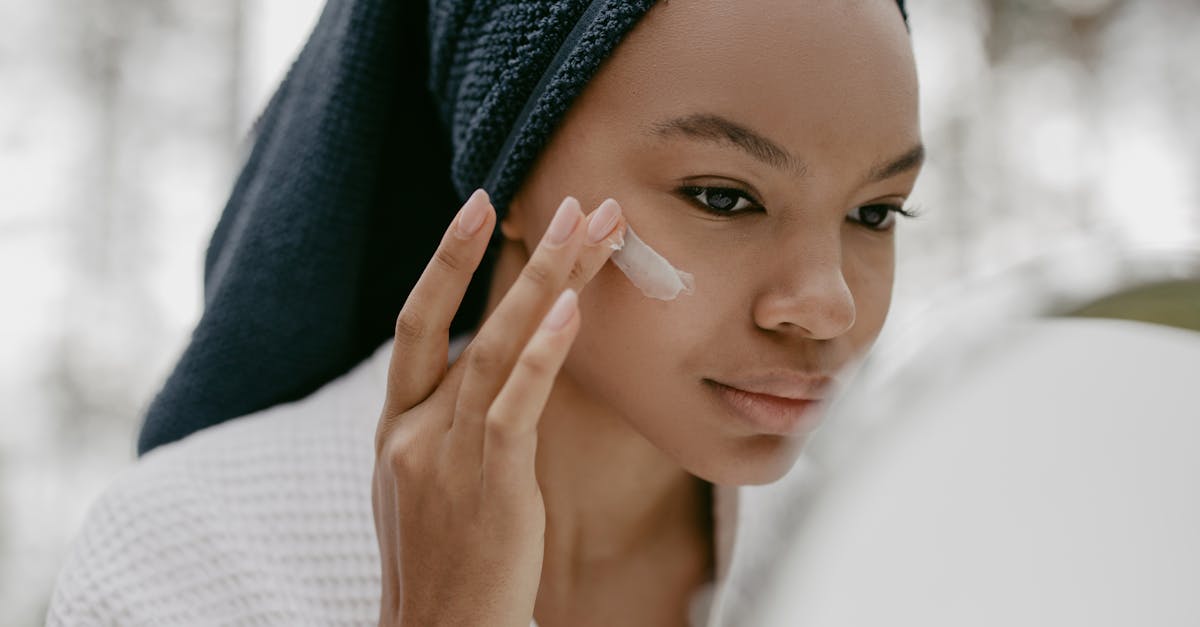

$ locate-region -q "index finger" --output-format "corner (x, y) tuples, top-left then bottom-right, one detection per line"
(447, 197), (625, 437)
(382, 188), (494, 419)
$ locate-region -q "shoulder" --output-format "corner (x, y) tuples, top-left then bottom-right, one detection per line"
(46, 339), (404, 625)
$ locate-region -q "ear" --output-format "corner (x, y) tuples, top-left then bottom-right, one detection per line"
(499, 214), (522, 241)
(498, 198), (526, 241)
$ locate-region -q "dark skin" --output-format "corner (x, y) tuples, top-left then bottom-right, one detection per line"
(373, 0), (922, 625)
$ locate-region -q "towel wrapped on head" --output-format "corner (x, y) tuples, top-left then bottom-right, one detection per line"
(137, 0), (909, 456)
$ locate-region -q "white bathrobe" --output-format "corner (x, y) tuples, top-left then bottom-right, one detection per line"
(45, 333), (747, 626)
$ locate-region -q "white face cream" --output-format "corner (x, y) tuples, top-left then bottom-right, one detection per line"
(606, 222), (695, 301)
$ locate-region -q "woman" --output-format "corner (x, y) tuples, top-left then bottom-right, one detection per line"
(47, 0), (921, 625)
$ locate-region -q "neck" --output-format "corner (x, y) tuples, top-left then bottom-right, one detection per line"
(535, 373), (713, 580)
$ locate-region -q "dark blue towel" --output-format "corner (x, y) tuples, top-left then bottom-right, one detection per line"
(137, 0), (908, 456)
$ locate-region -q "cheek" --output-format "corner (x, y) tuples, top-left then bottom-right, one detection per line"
(571, 196), (741, 361)
(563, 242), (718, 406)
(561, 270), (687, 455)
(568, 254), (705, 380)
(564, 271), (785, 483)
(843, 235), (896, 342)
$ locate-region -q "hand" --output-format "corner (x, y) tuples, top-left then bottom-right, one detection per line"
(372, 189), (627, 627)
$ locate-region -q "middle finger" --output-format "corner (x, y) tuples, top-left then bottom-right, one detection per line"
(450, 195), (588, 434)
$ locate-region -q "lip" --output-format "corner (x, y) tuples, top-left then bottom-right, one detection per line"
(704, 379), (824, 436)
(716, 371), (835, 400)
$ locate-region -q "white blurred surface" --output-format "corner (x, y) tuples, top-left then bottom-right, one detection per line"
(0, 1), (320, 623)
(749, 318), (1200, 626)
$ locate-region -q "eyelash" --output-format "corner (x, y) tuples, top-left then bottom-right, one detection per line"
(677, 184), (920, 232)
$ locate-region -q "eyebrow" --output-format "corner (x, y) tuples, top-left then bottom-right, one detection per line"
(647, 112), (925, 185)
(865, 143), (925, 185)
(648, 113), (806, 176)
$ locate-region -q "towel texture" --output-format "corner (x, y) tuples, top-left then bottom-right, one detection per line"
(137, 0), (909, 456)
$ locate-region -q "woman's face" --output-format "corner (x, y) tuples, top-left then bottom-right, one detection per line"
(500, 0), (922, 485)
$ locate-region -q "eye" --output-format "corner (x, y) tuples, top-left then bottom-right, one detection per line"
(847, 203), (916, 232)
(678, 185), (762, 216)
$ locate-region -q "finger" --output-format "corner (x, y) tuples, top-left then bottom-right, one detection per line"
(482, 288), (579, 489)
(479, 198), (626, 304)
(450, 195), (586, 444)
(381, 188), (494, 423)
(566, 197), (626, 295)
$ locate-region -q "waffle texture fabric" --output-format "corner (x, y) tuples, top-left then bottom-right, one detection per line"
(47, 333), (742, 626)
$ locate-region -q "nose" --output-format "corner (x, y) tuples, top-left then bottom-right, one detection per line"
(752, 240), (856, 340)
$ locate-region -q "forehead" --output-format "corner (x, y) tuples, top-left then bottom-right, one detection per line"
(578, 0), (919, 172)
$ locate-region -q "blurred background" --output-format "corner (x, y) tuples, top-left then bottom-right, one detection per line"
(1, 0), (1197, 623)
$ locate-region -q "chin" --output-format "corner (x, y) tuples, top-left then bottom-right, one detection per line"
(688, 433), (808, 486)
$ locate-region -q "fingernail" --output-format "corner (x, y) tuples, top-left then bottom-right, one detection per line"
(455, 189), (489, 239)
(545, 197), (581, 247)
(587, 198), (622, 244)
(541, 288), (577, 331)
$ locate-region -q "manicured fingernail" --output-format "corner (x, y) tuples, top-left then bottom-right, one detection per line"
(455, 188), (489, 239)
(545, 197), (581, 247)
(541, 288), (577, 331)
(587, 198), (622, 244)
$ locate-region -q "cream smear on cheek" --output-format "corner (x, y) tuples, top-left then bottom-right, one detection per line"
(606, 222), (695, 301)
